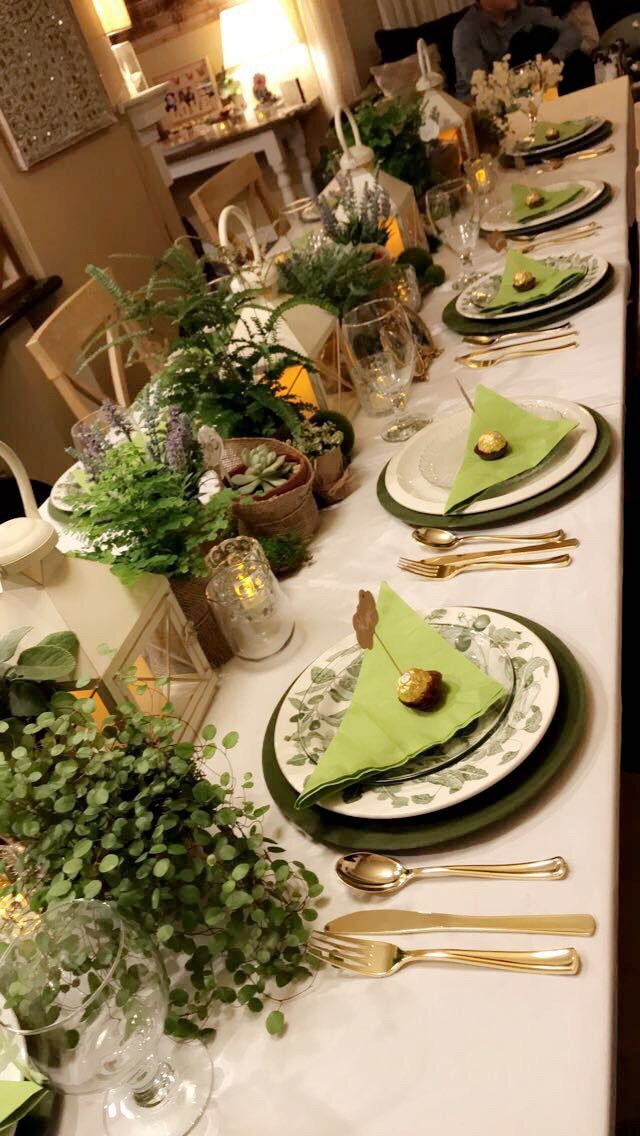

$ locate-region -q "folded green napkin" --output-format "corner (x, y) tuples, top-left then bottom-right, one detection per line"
(510, 182), (584, 223)
(0, 1081), (48, 1131)
(479, 250), (586, 313)
(519, 118), (592, 150)
(445, 384), (577, 513)
(295, 582), (505, 809)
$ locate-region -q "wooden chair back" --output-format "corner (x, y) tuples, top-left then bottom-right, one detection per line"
(190, 153), (282, 245)
(26, 276), (154, 423)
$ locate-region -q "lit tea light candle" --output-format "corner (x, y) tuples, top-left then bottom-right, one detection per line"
(206, 537), (294, 660)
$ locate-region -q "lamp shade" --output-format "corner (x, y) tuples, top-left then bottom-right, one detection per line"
(220, 0), (299, 69)
(92, 0), (132, 36)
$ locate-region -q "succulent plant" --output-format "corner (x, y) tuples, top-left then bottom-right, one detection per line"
(229, 445), (298, 496)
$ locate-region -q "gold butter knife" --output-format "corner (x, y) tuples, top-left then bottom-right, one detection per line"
(325, 910), (596, 936)
(420, 537), (578, 566)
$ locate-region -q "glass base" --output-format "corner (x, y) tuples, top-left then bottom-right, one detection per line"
(451, 269), (483, 294)
(104, 1039), (213, 1136)
(382, 414), (429, 443)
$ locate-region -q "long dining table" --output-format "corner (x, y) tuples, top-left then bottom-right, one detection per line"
(52, 75), (634, 1136)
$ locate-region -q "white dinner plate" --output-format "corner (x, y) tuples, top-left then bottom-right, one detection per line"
(482, 179), (604, 233)
(384, 397), (596, 516)
(50, 461), (85, 514)
(507, 115), (604, 157)
(455, 253), (607, 322)
(274, 606), (559, 820)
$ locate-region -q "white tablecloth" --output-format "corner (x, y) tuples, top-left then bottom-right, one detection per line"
(47, 78), (634, 1136)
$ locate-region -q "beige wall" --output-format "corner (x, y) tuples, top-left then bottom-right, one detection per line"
(138, 21), (224, 83)
(340, 0), (382, 88)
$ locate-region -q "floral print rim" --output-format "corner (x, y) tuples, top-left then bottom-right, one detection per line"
(481, 179), (603, 233)
(273, 607), (559, 821)
(455, 253), (607, 322)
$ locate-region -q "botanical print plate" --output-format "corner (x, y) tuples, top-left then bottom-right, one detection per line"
(50, 461), (84, 513)
(482, 179), (603, 233)
(508, 116), (603, 156)
(274, 606), (559, 821)
(455, 253), (607, 322)
(384, 398), (597, 516)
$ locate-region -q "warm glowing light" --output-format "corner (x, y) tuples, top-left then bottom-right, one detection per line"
(277, 365), (319, 407)
(220, 0), (299, 70)
(92, 0), (132, 36)
(385, 215), (405, 259)
(475, 167), (488, 189)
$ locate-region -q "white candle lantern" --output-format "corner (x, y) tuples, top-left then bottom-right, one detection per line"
(322, 105), (428, 254)
(0, 443), (219, 738)
(205, 537), (294, 661)
(416, 39), (477, 163)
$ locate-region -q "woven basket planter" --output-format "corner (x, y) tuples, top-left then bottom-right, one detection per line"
(222, 438), (319, 541)
(313, 447), (344, 493)
(170, 576), (233, 667)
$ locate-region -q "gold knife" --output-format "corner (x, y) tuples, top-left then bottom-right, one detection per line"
(325, 910), (596, 936)
(422, 538), (578, 566)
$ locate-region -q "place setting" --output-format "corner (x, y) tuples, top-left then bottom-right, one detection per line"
(377, 382), (611, 530)
(481, 178), (612, 241)
(500, 115), (614, 168)
(262, 579), (585, 852)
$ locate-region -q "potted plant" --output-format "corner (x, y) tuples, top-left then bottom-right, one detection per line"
(292, 418), (347, 499)
(275, 238), (385, 321)
(67, 395), (236, 666)
(318, 174), (393, 275)
(222, 439), (319, 540)
(0, 680), (322, 1039)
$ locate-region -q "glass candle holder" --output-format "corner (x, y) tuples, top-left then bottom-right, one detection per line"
(205, 537), (294, 661)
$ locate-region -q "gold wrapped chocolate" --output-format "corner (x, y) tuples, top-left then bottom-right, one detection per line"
(525, 190), (544, 208)
(474, 430), (509, 461)
(513, 269), (537, 293)
(545, 126), (560, 141)
(397, 668), (444, 710)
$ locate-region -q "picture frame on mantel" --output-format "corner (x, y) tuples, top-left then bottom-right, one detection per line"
(154, 57), (222, 133)
(0, 0), (114, 171)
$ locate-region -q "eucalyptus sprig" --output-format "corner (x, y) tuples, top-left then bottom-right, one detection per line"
(0, 694), (322, 1039)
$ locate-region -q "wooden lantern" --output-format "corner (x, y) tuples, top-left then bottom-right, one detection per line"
(0, 443), (219, 738)
(322, 106), (428, 253)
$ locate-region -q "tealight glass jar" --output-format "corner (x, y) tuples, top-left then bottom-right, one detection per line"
(205, 537), (294, 661)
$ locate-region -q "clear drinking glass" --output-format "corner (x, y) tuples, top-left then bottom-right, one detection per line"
(206, 536), (294, 660)
(342, 299), (425, 443)
(393, 265), (422, 313)
(464, 154), (497, 218)
(0, 900), (212, 1136)
(425, 179), (481, 293)
(508, 60), (544, 140)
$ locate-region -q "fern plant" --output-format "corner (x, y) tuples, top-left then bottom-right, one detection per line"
(276, 238), (382, 320)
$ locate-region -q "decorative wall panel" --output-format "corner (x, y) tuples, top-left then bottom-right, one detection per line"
(0, 0), (115, 171)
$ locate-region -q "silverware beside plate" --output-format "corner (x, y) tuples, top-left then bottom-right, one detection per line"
(335, 852), (569, 891)
(412, 526), (565, 550)
(399, 554), (572, 579)
(325, 910), (596, 937)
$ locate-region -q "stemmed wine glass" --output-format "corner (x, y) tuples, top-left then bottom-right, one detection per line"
(509, 60), (544, 141)
(0, 900), (212, 1136)
(343, 299), (425, 443)
(425, 178), (481, 293)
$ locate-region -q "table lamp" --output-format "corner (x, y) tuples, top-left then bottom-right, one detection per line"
(92, 0), (149, 98)
(220, 0), (301, 114)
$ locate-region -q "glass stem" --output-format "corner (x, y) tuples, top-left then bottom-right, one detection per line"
(129, 1060), (176, 1109)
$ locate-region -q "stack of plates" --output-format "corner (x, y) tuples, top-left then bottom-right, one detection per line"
(377, 398), (610, 528)
(263, 606), (585, 850)
(502, 117), (612, 166)
(481, 178), (611, 239)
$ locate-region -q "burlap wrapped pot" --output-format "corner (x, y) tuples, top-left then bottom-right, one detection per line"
(222, 438), (319, 541)
(170, 576), (233, 666)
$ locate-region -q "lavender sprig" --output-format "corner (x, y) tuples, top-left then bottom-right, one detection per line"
(165, 406), (194, 474)
(101, 399), (133, 440)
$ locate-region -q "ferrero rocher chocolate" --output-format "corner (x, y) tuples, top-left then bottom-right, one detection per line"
(513, 269), (537, 293)
(525, 189), (544, 208)
(545, 126), (560, 141)
(397, 668), (443, 710)
(474, 430), (509, 461)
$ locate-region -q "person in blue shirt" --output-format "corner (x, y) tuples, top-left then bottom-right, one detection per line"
(453, 0), (582, 98)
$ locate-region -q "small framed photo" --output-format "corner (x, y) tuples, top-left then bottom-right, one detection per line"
(154, 57), (222, 133)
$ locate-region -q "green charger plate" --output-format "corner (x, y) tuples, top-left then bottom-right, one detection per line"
(443, 262), (615, 335)
(500, 119), (612, 167)
(376, 408), (611, 529)
(481, 182), (612, 240)
(262, 611), (585, 851)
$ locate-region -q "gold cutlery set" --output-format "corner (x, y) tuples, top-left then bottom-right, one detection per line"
(456, 326), (578, 369)
(487, 222), (601, 255)
(398, 528), (577, 579)
(308, 851), (595, 978)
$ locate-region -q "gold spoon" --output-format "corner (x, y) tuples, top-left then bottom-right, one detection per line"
(458, 342), (578, 368)
(542, 142), (614, 170)
(412, 526), (565, 549)
(463, 320), (573, 346)
(336, 852), (568, 892)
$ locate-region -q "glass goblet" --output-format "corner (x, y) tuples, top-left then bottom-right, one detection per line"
(343, 299), (426, 443)
(464, 154), (498, 218)
(509, 60), (544, 141)
(0, 900), (212, 1136)
(425, 178), (481, 293)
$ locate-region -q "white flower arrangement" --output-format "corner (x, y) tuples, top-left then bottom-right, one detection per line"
(471, 54), (564, 139)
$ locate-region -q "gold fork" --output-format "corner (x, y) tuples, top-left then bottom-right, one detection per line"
(398, 554), (572, 579)
(511, 227), (601, 255)
(457, 343), (577, 369)
(457, 330), (577, 358)
(308, 931), (580, 977)
(510, 222), (600, 246)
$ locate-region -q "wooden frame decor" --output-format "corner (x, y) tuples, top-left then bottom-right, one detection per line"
(154, 56), (221, 133)
(0, 0), (114, 171)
